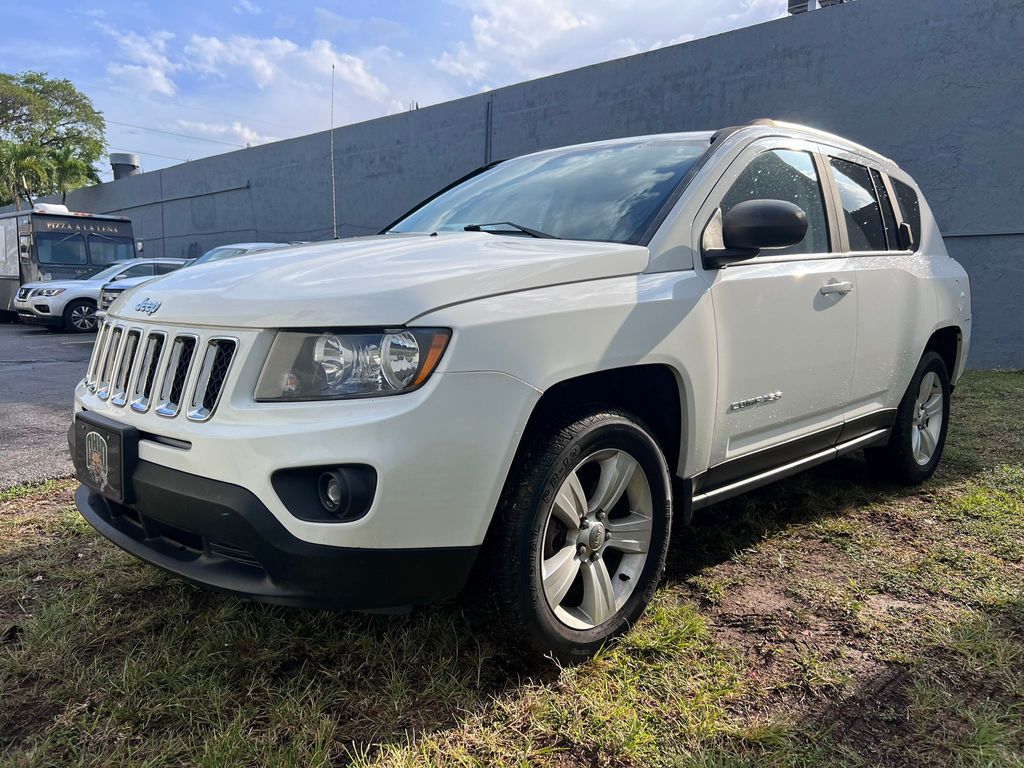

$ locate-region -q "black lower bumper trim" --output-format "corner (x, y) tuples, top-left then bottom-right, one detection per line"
(74, 460), (479, 610)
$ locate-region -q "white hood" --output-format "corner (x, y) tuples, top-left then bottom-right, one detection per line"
(112, 233), (649, 327)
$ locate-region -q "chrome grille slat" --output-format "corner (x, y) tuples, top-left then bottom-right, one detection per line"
(96, 325), (124, 400)
(110, 329), (142, 406)
(156, 335), (198, 418)
(187, 338), (237, 422)
(85, 323), (111, 390)
(130, 332), (167, 413)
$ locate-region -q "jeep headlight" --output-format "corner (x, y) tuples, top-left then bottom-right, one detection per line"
(34, 287), (65, 297)
(255, 328), (451, 401)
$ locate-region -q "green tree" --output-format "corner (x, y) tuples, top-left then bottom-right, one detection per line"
(48, 145), (100, 204)
(0, 71), (105, 207)
(0, 140), (52, 210)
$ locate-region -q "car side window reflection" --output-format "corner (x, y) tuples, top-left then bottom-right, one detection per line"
(720, 149), (831, 256)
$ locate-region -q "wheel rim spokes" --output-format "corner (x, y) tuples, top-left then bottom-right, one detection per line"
(578, 558), (617, 626)
(73, 306), (95, 329)
(604, 511), (653, 555)
(541, 448), (654, 630)
(551, 470), (586, 531)
(542, 544), (581, 607)
(588, 452), (637, 515)
(912, 371), (943, 465)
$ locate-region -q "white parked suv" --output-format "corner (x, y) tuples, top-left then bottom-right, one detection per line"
(70, 121), (970, 662)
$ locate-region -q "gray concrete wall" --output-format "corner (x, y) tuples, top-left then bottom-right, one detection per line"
(11, 0), (1023, 367)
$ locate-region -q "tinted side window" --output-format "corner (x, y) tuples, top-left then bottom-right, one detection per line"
(36, 232), (87, 265)
(892, 179), (921, 250)
(156, 262), (182, 275)
(118, 264), (156, 279)
(720, 149), (830, 255)
(829, 158), (887, 251)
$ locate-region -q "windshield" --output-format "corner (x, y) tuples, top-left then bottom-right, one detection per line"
(190, 246), (254, 266)
(77, 262), (135, 281)
(88, 234), (136, 265)
(388, 140), (708, 244)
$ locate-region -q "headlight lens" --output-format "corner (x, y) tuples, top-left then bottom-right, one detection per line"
(255, 328), (451, 401)
(34, 287), (65, 297)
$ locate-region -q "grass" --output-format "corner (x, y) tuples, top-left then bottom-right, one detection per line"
(2, 370), (1023, 767)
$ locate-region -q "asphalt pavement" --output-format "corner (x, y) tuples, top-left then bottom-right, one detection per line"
(0, 322), (94, 489)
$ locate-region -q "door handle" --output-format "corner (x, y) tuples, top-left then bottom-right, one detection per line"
(820, 280), (854, 296)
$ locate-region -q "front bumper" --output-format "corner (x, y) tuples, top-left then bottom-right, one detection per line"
(73, 458), (479, 610)
(14, 298), (61, 325)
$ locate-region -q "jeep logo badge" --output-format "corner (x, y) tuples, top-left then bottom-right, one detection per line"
(135, 297), (161, 315)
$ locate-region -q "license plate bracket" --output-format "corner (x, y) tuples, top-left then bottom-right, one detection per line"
(74, 412), (138, 504)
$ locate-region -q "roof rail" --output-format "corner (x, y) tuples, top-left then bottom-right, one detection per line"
(713, 118), (893, 164)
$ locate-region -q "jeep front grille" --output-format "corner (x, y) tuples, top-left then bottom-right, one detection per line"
(85, 322), (239, 423)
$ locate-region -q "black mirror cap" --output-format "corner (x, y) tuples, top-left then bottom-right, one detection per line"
(723, 199), (808, 251)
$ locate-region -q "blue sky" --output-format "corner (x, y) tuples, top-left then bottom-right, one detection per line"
(0, 1), (787, 177)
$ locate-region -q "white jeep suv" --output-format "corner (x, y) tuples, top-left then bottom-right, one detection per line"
(70, 121), (970, 662)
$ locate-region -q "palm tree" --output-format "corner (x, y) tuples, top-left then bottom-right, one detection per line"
(4, 143), (51, 209)
(48, 145), (100, 204)
(0, 142), (20, 210)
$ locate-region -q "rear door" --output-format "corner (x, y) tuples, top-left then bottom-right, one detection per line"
(695, 139), (858, 483)
(824, 153), (931, 425)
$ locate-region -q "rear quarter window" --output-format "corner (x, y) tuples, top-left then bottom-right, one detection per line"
(892, 179), (922, 250)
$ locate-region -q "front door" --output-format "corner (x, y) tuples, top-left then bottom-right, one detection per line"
(697, 142), (858, 479)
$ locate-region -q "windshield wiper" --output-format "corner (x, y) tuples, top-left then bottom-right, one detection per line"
(463, 221), (560, 239)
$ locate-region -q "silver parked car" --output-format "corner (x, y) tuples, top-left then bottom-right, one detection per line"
(14, 258), (188, 332)
(98, 243), (290, 314)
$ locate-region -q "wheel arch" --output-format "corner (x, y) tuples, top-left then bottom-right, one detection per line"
(471, 362), (690, 595)
(924, 325), (963, 386)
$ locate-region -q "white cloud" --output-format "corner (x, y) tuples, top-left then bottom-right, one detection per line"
(177, 119), (276, 146)
(233, 0), (261, 14)
(185, 35), (299, 87)
(95, 23), (181, 95)
(433, 0), (785, 86)
(183, 35), (388, 102)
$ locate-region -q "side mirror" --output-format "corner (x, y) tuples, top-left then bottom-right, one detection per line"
(702, 199), (808, 269)
(136, 240), (145, 253)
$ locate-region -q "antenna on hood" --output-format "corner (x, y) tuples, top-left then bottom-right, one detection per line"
(330, 64), (338, 240)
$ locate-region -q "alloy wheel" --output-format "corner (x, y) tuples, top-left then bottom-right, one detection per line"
(71, 304), (97, 331)
(540, 448), (654, 630)
(912, 370), (943, 465)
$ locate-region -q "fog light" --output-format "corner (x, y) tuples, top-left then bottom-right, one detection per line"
(318, 470), (347, 514)
(273, 464), (377, 523)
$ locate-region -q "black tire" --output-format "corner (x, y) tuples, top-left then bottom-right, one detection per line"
(865, 351), (950, 485)
(487, 409), (672, 665)
(62, 299), (98, 333)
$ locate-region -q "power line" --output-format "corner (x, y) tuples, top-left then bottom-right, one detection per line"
(106, 120), (247, 148)
(80, 79), (304, 133)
